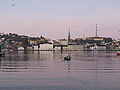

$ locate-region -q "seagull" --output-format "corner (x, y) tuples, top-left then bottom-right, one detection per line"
(11, 3), (16, 7)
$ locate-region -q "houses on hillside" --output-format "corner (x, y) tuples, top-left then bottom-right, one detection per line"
(0, 32), (120, 51)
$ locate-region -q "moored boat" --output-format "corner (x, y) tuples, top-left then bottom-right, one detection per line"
(117, 52), (120, 56)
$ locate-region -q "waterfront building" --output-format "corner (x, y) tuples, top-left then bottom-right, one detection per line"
(39, 42), (53, 51)
(68, 44), (84, 51)
(18, 47), (24, 51)
(106, 44), (117, 50)
(33, 45), (39, 51)
(29, 40), (37, 45)
(53, 39), (68, 51)
(84, 43), (107, 51)
(34, 42), (53, 51)
(53, 45), (68, 51)
(57, 39), (68, 45)
(90, 44), (106, 51)
(26, 45), (34, 51)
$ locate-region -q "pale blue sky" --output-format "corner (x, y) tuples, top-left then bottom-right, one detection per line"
(0, 0), (120, 39)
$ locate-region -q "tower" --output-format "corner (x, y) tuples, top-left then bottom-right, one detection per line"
(95, 24), (98, 37)
(68, 28), (71, 42)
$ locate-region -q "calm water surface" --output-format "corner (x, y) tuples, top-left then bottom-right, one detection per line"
(0, 51), (120, 90)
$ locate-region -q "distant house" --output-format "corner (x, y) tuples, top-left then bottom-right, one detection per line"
(106, 44), (117, 50)
(90, 44), (106, 51)
(18, 47), (24, 50)
(57, 39), (68, 45)
(53, 39), (68, 51)
(26, 45), (34, 51)
(39, 42), (53, 51)
(34, 42), (53, 51)
(34, 45), (39, 51)
(29, 40), (37, 45)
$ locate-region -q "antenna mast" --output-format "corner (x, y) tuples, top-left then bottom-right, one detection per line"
(96, 24), (98, 37)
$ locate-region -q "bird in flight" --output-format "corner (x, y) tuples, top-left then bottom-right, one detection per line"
(11, 3), (16, 7)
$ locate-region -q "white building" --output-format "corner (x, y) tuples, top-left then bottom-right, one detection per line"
(18, 47), (24, 50)
(90, 44), (106, 51)
(34, 45), (39, 51)
(34, 42), (53, 51)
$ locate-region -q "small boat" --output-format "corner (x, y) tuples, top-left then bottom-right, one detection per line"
(64, 56), (71, 61)
(117, 52), (120, 56)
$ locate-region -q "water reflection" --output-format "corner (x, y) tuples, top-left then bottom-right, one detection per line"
(0, 51), (28, 72)
(67, 61), (71, 72)
(0, 51), (117, 72)
(2, 51), (54, 72)
(0, 51), (120, 90)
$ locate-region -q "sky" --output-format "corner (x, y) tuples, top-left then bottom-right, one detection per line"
(0, 0), (120, 39)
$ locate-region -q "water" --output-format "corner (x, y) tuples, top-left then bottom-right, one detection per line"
(0, 51), (120, 90)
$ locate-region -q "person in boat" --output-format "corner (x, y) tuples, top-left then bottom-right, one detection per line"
(64, 55), (71, 60)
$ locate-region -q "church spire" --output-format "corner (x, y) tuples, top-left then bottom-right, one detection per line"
(68, 28), (71, 42)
